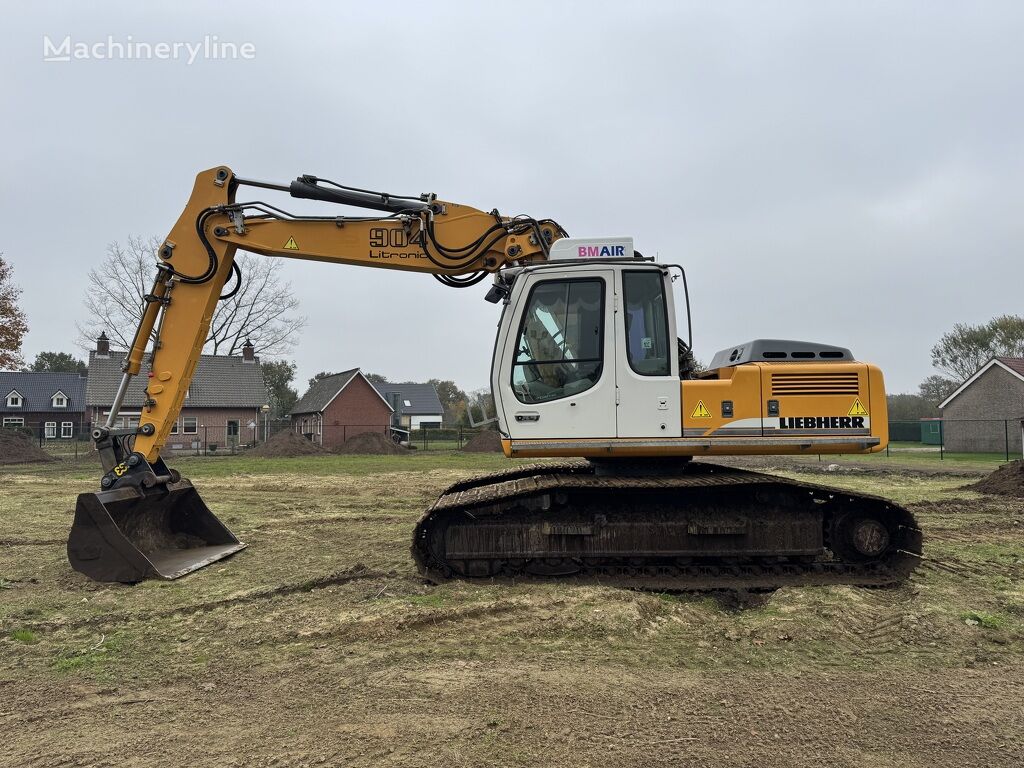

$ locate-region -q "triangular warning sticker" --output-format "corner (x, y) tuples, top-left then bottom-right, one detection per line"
(691, 400), (712, 419)
(848, 398), (868, 417)
(284, 236), (299, 250)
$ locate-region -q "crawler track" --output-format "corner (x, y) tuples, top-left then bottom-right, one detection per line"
(412, 462), (922, 591)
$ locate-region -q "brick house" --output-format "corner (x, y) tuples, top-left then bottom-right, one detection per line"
(86, 334), (269, 451)
(372, 382), (444, 429)
(0, 371), (88, 439)
(939, 357), (1024, 453)
(290, 369), (393, 449)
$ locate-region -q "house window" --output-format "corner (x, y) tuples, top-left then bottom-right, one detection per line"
(45, 422), (57, 439)
(52, 392), (68, 408)
(61, 422), (73, 438)
(182, 416), (198, 434)
(3, 417), (24, 428)
(170, 420), (179, 434)
(227, 420), (240, 440)
(6, 391), (22, 408)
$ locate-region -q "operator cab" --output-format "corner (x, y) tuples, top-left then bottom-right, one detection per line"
(491, 239), (686, 442)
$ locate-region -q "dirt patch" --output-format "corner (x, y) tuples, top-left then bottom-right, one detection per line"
(462, 430), (502, 453)
(4, 453), (1024, 767)
(333, 431), (410, 455)
(715, 454), (988, 478)
(0, 430), (56, 465)
(249, 430), (327, 458)
(964, 460), (1024, 497)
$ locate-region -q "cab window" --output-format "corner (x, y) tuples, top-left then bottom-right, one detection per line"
(623, 271), (670, 376)
(512, 278), (604, 404)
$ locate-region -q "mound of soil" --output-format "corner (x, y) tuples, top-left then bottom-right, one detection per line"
(249, 430), (327, 458)
(334, 431), (410, 456)
(0, 431), (56, 465)
(462, 430), (502, 453)
(964, 460), (1024, 497)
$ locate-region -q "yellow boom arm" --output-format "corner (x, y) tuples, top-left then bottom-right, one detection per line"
(102, 166), (562, 468)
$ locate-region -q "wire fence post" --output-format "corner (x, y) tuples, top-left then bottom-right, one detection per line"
(939, 419), (944, 461)
(1005, 420), (1010, 462)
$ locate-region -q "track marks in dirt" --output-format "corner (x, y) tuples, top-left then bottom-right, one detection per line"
(0, 538), (64, 546)
(17, 565), (388, 632)
(920, 554), (1024, 581)
(827, 588), (931, 654)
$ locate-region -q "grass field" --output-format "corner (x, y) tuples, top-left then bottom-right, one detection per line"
(1, 452), (1023, 767)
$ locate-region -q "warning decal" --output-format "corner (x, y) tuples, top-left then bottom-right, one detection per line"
(691, 400), (712, 419)
(848, 398), (868, 417)
(284, 236), (299, 250)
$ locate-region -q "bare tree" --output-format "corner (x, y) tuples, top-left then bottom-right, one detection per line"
(77, 236), (306, 357)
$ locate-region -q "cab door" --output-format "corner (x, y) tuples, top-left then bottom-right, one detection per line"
(614, 268), (682, 438)
(496, 269), (617, 439)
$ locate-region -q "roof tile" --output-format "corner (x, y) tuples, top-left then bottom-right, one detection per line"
(372, 382), (443, 415)
(86, 351), (268, 408)
(290, 369), (360, 415)
(995, 357), (1024, 376)
(0, 371), (87, 413)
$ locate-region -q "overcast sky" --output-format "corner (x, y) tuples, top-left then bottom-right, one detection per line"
(2, 2), (1022, 394)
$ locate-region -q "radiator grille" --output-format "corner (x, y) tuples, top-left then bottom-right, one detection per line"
(771, 372), (860, 396)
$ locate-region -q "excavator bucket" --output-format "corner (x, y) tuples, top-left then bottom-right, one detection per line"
(67, 478), (246, 583)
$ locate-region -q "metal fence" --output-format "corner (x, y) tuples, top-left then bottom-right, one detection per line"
(887, 418), (1024, 460)
(280, 421), (493, 452)
(13, 417), (1019, 461)
(4, 420), (494, 458)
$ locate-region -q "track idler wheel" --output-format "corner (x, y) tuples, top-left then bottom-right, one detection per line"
(829, 512), (893, 562)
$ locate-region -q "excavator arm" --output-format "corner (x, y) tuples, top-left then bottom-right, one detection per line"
(100, 166), (562, 469)
(69, 166), (563, 582)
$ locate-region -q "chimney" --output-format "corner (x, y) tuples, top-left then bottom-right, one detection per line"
(96, 332), (110, 357)
(242, 338), (255, 363)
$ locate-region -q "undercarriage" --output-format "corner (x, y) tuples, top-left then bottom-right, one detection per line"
(412, 462), (922, 591)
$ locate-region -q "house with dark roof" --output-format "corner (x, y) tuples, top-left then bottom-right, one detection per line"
(290, 368), (393, 448)
(372, 382), (445, 429)
(938, 357), (1024, 453)
(0, 371), (88, 439)
(86, 334), (269, 451)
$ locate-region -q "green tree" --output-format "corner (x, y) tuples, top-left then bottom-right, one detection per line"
(463, 387), (496, 427)
(28, 351), (87, 375)
(886, 393), (937, 421)
(308, 370), (336, 388)
(262, 360), (298, 417)
(309, 370), (387, 389)
(918, 374), (958, 405)
(0, 255), (29, 369)
(428, 378), (468, 424)
(930, 315), (1024, 382)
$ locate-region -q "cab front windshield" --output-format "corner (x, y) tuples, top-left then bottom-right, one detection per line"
(512, 278), (604, 404)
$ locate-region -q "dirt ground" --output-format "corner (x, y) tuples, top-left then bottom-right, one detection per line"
(1, 453), (1023, 767)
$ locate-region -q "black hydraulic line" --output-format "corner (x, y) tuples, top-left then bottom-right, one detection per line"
(219, 262), (243, 300)
(165, 208), (219, 284)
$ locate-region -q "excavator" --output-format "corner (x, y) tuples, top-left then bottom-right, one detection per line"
(67, 166), (922, 589)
